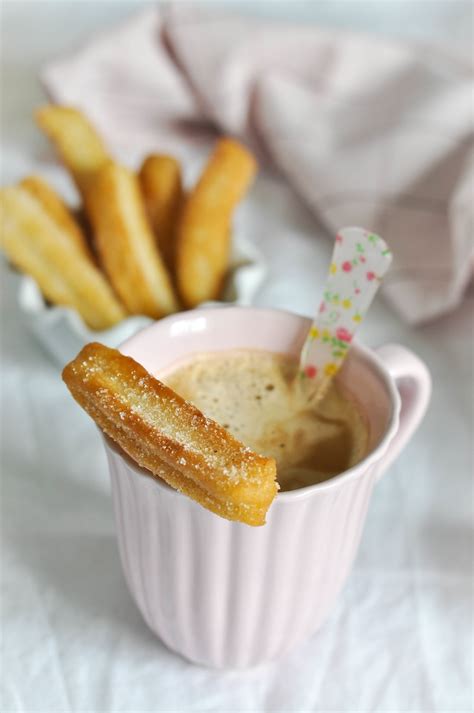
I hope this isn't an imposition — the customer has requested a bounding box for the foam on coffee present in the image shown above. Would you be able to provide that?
[163,350,368,491]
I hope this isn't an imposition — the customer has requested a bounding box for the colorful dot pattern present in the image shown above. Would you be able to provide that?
[300,226,392,388]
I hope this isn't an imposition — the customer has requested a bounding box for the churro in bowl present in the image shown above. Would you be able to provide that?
[1,105,263,363]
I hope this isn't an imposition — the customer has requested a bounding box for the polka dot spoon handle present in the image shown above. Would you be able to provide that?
[300,226,392,400]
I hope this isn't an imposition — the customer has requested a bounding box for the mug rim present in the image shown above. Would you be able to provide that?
[106,306,400,502]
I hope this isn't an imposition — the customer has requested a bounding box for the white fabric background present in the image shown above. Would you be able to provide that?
[1,2,473,712]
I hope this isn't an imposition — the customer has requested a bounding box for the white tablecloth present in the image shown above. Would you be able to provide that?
[1,3,472,711]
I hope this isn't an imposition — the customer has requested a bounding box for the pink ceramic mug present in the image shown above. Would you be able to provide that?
[103,307,431,668]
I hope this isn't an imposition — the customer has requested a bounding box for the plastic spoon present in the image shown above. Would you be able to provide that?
[299,226,392,402]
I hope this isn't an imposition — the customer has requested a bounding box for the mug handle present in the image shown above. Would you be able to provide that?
[374,344,431,479]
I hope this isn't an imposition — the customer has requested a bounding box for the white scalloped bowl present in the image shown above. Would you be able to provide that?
[17,236,266,366]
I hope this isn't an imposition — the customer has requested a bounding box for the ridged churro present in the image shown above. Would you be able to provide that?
[86,162,179,318]
[35,105,110,197]
[176,138,257,307]
[0,186,126,330]
[139,155,183,273]
[62,343,278,525]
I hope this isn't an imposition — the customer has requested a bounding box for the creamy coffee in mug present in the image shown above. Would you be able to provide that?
[164,349,369,491]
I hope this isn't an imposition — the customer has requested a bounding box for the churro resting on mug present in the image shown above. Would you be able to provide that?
[176,138,257,307]
[139,154,183,273]
[86,162,179,318]
[0,186,126,330]
[62,343,278,526]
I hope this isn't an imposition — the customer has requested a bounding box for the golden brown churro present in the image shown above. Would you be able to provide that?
[176,138,257,307]
[3,104,258,330]
[20,176,92,259]
[86,162,179,318]
[139,155,183,273]
[0,186,126,330]
[35,105,110,197]
[62,343,278,525]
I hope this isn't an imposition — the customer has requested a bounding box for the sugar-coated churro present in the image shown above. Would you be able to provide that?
[139,154,183,274]
[62,342,278,525]
[86,162,179,318]
[0,186,126,330]
[176,138,257,307]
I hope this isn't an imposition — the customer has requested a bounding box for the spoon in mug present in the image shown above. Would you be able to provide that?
[299,226,392,403]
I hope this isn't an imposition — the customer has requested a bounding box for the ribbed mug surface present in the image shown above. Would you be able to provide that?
[107,445,377,668]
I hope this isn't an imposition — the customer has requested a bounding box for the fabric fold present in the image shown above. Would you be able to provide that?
[42,6,474,324]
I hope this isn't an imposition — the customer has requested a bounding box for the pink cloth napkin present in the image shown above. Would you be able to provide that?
[42,6,474,324]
